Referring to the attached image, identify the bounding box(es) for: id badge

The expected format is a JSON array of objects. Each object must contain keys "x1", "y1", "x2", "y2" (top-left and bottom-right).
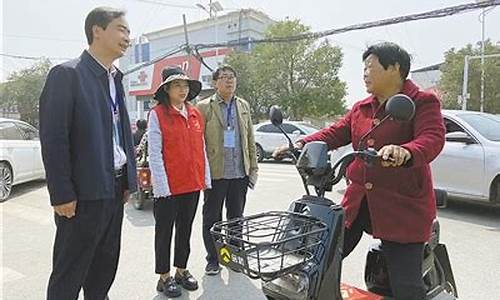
[{"x1": 224, "y1": 129, "x2": 236, "y2": 148}]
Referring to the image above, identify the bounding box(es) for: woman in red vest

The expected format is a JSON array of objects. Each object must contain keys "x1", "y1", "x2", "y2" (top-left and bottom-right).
[{"x1": 148, "y1": 66, "x2": 210, "y2": 298}]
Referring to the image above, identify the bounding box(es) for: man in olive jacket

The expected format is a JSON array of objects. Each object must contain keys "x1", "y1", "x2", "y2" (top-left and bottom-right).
[{"x1": 196, "y1": 65, "x2": 258, "y2": 275}]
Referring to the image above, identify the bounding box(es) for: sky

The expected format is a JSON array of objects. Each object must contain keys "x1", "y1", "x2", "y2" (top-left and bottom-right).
[{"x1": 2, "y1": 0, "x2": 500, "y2": 105}]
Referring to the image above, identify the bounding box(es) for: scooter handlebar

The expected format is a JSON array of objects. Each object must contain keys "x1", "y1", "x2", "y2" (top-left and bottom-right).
[{"x1": 328, "y1": 148, "x2": 396, "y2": 186}]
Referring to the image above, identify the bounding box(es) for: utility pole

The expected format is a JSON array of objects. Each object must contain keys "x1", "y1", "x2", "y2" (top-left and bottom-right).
[
  {"x1": 461, "y1": 53, "x2": 500, "y2": 111},
  {"x1": 476, "y1": 0, "x2": 496, "y2": 111},
  {"x1": 462, "y1": 55, "x2": 470, "y2": 111},
  {"x1": 182, "y1": 14, "x2": 192, "y2": 76},
  {"x1": 479, "y1": 7, "x2": 486, "y2": 112}
]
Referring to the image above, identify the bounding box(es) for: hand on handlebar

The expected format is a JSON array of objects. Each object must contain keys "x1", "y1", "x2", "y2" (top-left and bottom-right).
[
  {"x1": 272, "y1": 141, "x2": 304, "y2": 160},
  {"x1": 377, "y1": 145, "x2": 411, "y2": 167}
]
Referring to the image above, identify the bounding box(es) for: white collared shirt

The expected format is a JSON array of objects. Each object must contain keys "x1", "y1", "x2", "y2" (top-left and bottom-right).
[{"x1": 87, "y1": 50, "x2": 127, "y2": 170}]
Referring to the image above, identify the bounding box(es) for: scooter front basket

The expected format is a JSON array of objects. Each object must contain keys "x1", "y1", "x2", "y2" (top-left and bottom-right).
[{"x1": 210, "y1": 211, "x2": 328, "y2": 281}]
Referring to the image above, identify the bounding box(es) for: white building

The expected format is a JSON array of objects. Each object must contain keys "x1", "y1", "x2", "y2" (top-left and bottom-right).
[
  {"x1": 119, "y1": 9, "x2": 275, "y2": 122},
  {"x1": 410, "y1": 63, "x2": 443, "y2": 97}
]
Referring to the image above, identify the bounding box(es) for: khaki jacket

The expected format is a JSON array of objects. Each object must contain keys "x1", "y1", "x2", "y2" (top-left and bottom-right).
[{"x1": 196, "y1": 94, "x2": 258, "y2": 182}]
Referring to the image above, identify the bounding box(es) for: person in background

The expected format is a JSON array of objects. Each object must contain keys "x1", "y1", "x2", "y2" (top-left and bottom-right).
[
  {"x1": 196, "y1": 65, "x2": 259, "y2": 275},
  {"x1": 148, "y1": 66, "x2": 211, "y2": 298},
  {"x1": 133, "y1": 119, "x2": 147, "y2": 147}
]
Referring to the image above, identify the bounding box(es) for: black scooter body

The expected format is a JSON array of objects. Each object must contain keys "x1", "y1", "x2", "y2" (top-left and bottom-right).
[{"x1": 262, "y1": 195, "x2": 345, "y2": 300}]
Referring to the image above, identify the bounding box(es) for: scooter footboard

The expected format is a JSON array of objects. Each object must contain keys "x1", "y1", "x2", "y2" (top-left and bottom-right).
[{"x1": 210, "y1": 211, "x2": 328, "y2": 281}]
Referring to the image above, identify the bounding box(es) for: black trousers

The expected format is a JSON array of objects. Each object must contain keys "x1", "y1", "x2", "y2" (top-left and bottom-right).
[
  {"x1": 153, "y1": 191, "x2": 199, "y2": 274},
  {"x1": 343, "y1": 200, "x2": 426, "y2": 300},
  {"x1": 47, "y1": 176, "x2": 125, "y2": 300},
  {"x1": 202, "y1": 177, "x2": 248, "y2": 264}
]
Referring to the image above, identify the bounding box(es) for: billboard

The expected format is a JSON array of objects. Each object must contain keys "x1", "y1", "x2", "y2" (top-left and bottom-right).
[{"x1": 128, "y1": 48, "x2": 230, "y2": 96}]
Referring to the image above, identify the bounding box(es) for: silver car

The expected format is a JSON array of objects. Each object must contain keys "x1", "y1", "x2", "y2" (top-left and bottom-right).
[
  {"x1": 254, "y1": 121, "x2": 319, "y2": 162},
  {"x1": 431, "y1": 110, "x2": 500, "y2": 206}
]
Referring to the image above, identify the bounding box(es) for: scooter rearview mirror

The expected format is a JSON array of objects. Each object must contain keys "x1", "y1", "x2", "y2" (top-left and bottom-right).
[
  {"x1": 269, "y1": 105, "x2": 283, "y2": 126},
  {"x1": 385, "y1": 94, "x2": 415, "y2": 122}
]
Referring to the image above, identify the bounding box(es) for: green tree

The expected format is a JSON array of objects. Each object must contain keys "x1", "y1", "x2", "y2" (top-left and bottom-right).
[
  {"x1": 439, "y1": 40, "x2": 500, "y2": 113},
  {"x1": 225, "y1": 19, "x2": 346, "y2": 121},
  {"x1": 0, "y1": 59, "x2": 52, "y2": 126}
]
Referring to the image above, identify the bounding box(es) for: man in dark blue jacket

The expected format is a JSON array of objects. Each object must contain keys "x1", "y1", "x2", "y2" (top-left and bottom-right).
[{"x1": 39, "y1": 7, "x2": 137, "y2": 300}]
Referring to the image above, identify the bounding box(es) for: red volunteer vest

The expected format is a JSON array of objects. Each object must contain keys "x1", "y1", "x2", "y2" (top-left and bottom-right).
[{"x1": 153, "y1": 104, "x2": 206, "y2": 196}]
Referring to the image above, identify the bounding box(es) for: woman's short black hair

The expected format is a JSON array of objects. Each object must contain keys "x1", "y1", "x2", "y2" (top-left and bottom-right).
[
  {"x1": 212, "y1": 65, "x2": 237, "y2": 81},
  {"x1": 84, "y1": 7, "x2": 126, "y2": 45},
  {"x1": 362, "y1": 42, "x2": 411, "y2": 80}
]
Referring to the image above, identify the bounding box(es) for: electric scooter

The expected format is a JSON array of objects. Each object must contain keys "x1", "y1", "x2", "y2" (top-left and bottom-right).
[{"x1": 211, "y1": 94, "x2": 458, "y2": 300}]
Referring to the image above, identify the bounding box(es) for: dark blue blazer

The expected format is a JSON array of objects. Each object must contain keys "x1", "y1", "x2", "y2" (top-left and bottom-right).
[{"x1": 39, "y1": 50, "x2": 137, "y2": 205}]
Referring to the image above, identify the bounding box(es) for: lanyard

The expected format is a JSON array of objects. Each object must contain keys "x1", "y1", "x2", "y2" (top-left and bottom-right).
[
  {"x1": 108, "y1": 85, "x2": 121, "y2": 145},
  {"x1": 226, "y1": 99, "x2": 234, "y2": 130}
]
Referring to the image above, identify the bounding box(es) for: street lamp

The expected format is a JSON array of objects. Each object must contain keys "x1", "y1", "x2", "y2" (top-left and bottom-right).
[
  {"x1": 476, "y1": 0, "x2": 496, "y2": 112},
  {"x1": 461, "y1": 53, "x2": 500, "y2": 111},
  {"x1": 195, "y1": 1, "x2": 224, "y2": 56}
]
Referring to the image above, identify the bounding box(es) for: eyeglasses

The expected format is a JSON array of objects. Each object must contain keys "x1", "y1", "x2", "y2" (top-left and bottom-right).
[{"x1": 218, "y1": 74, "x2": 236, "y2": 81}]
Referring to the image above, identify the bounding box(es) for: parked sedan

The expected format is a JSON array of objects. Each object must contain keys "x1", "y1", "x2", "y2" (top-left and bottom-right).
[
  {"x1": 0, "y1": 118, "x2": 45, "y2": 201},
  {"x1": 431, "y1": 110, "x2": 500, "y2": 206},
  {"x1": 254, "y1": 121, "x2": 319, "y2": 162}
]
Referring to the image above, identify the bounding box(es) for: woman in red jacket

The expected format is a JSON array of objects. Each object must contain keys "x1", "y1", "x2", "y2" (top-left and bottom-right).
[
  {"x1": 274, "y1": 42, "x2": 445, "y2": 300},
  {"x1": 148, "y1": 67, "x2": 211, "y2": 298}
]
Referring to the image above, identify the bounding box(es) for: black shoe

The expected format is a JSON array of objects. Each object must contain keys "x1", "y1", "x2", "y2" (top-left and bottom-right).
[
  {"x1": 156, "y1": 276, "x2": 182, "y2": 298},
  {"x1": 205, "y1": 262, "x2": 222, "y2": 275},
  {"x1": 227, "y1": 264, "x2": 242, "y2": 273},
  {"x1": 175, "y1": 270, "x2": 199, "y2": 291}
]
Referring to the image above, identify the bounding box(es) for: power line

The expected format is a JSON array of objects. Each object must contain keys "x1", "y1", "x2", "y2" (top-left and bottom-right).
[
  {"x1": 2, "y1": 34, "x2": 83, "y2": 43},
  {"x1": 193, "y1": 1, "x2": 500, "y2": 50},
  {"x1": 122, "y1": 1, "x2": 500, "y2": 76},
  {"x1": 132, "y1": 0, "x2": 199, "y2": 9},
  {"x1": 0, "y1": 53, "x2": 71, "y2": 61},
  {"x1": 123, "y1": 45, "x2": 186, "y2": 75},
  {"x1": 131, "y1": 0, "x2": 238, "y2": 11}
]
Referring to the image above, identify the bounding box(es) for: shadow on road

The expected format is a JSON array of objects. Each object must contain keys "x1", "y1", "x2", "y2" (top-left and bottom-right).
[
  {"x1": 147, "y1": 270, "x2": 264, "y2": 299},
  {"x1": 438, "y1": 200, "x2": 500, "y2": 228},
  {"x1": 124, "y1": 197, "x2": 155, "y2": 227},
  {"x1": 197, "y1": 270, "x2": 265, "y2": 300}
]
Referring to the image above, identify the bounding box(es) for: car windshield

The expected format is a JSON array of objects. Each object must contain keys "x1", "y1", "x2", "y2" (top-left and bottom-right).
[
  {"x1": 458, "y1": 113, "x2": 500, "y2": 142},
  {"x1": 297, "y1": 123, "x2": 319, "y2": 134}
]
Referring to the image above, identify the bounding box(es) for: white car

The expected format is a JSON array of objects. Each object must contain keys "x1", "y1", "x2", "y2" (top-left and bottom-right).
[
  {"x1": 431, "y1": 110, "x2": 500, "y2": 206},
  {"x1": 0, "y1": 118, "x2": 45, "y2": 201},
  {"x1": 254, "y1": 121, "x2": 319, "y2": 162}
]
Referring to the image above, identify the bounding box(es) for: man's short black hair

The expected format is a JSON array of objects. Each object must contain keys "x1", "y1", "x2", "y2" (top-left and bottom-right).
[
  {"x1": 362, "y1": 42, "x2": 411, "y2": 80},
  {"x1": 84, "y1": 7, "x2": 126, "y2": 45},
  {"x1": 212, "y1": 65, "x2": 237, "y2": 81}
]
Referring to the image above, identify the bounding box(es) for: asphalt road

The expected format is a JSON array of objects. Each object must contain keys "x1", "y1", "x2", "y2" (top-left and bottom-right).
[{"x1": 2, "y1": 162, "x2": 499, "y2": 299}]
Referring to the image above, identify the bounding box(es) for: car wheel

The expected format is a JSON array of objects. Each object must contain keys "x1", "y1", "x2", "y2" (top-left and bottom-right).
[
  {"x1": 0, "y1": 162, "x2": 13, "y2": 202},
  {"x1": 256, "y1": 144, "x2": 264, "y2": 162},
  {"x1": 493, "y1": 179, "x2": 500, "y2": 204}
]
